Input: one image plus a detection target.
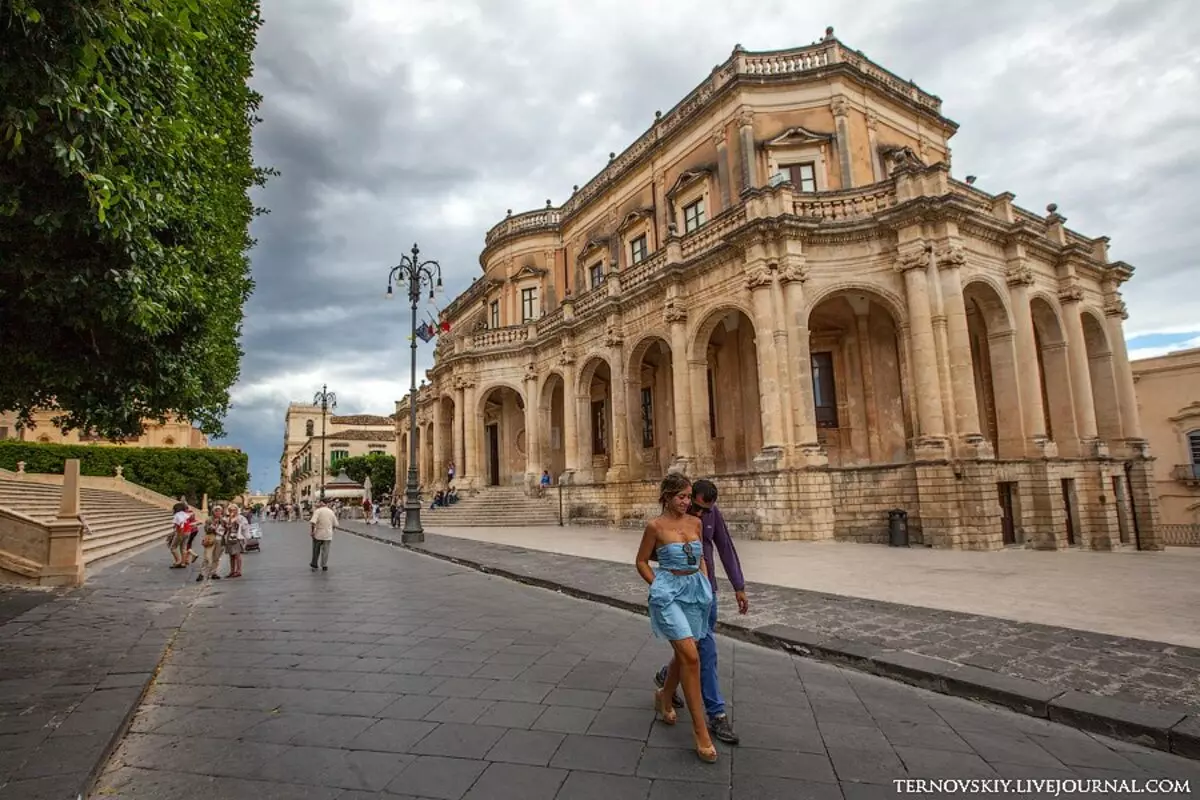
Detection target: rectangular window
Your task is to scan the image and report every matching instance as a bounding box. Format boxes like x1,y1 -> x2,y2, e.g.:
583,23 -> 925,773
812,352 -> 838,428
521,287 -> 537,322
489,300 -> 500,329
589,262 -> 605,289
629,234 -> 648,265
330,449 -> 349,467
785,162 -> 817,192
706,367 -> 717,439
683,199 -> 706,233
0,426 -> 7,440
591,400 -> 607,456
641,387 -> 654,448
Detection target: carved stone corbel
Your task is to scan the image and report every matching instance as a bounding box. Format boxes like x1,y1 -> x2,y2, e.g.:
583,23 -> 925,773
894,247 -> 929,273
935,244 -> 967,269
745,265 -> 773,290
1005,263 -> 1034,288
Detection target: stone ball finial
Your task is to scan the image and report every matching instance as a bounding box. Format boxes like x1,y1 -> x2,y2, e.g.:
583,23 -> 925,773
825,26 -> 834,38
115,465 -> 124,478
572,185 -> 578,193
609,152 -> 615,160
1047,203 -> 1058,214
655,110 -> 662,120
965,175 -> 976,185
506,209 -> 512,216
733,43 -> 744,52
545,199 -> 552,208
16,460 -> 25,474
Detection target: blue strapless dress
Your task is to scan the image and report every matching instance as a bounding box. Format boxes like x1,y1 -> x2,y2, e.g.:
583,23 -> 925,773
648,540 -> 714,641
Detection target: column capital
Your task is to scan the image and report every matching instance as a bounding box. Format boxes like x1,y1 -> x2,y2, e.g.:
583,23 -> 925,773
865,109 -> 879,131
1058,284 -> 1084,305
831,95 -> 851,118
524,362 -> 538,383
894,246 -> 930,273
604,323 -> 624,348
745,264 -> 773,291
934,243 -> 967,270
557,347 -> 576,367
736,106 -> 754,128
711,126 -> 726,148
664,299 -> 687,325
779,259 -> 808,284
1103,295 -> 1128,320
1005,262 -> 1034,287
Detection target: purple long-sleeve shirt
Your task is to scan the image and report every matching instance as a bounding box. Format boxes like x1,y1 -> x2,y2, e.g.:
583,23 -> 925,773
702,504 -> 745,594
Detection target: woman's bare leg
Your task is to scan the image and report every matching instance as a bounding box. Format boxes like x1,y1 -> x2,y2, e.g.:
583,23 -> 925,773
668,638 -> 715,758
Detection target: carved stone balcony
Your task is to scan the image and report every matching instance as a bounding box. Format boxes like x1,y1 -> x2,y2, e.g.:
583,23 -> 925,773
1172,464 -> 1200,486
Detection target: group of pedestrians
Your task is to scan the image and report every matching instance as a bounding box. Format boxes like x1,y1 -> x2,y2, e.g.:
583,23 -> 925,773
637,473 -> 748,765
168,500 -> 252,581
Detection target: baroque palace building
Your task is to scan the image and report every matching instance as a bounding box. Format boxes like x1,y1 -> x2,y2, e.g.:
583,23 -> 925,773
396,29 -> 1161,550
278,405 -> 396,506
0,410 -> 209,449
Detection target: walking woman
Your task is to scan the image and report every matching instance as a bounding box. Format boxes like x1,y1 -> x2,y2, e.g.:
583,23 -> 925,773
224,503 -> 248,578
635,473 -> 717,763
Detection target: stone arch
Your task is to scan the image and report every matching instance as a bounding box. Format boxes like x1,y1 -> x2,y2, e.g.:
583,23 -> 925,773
437,394 -> 456,489
163,436 -> 175,446
688,300 -> 757,359
1030,294 -> 1075,450
538,371 -> 567,480
1082,309 -> 1121,443
576,354 -> 616,482
626,334 -> 676,480
476,383 -> 526,486
807,287 -> 910,465
963,279 -> 1022,458
692,306 -> 764,474
805,280 -> 909,329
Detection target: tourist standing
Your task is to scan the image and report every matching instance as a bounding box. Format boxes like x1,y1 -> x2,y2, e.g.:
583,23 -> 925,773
654,478 -> 748,745
447,461 -> 455,486
224,503 -> 248,578
197,505 -> 225,582
310,498 -> 336,571
635,473 -> 717,764
169,502 -> 189,568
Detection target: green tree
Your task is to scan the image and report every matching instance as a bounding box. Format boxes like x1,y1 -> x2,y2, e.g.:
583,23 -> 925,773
0,0 -> 270,439
338,453 -> 395,501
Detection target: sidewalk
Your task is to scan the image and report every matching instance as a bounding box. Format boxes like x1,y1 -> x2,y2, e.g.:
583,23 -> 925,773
0,545 -> 195,799
340,521 -> 1200,760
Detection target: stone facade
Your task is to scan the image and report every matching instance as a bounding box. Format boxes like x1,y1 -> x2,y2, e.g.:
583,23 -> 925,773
397,31 -> 1161,551
278,406 -> 395,505
0,410 -> 208,449
1132,347 -> 1200,545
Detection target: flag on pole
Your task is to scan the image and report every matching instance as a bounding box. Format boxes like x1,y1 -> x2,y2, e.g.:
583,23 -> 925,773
414,322 -> 436,343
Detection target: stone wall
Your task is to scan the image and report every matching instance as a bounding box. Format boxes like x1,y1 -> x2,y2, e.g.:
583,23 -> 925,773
829,464 -> 922,544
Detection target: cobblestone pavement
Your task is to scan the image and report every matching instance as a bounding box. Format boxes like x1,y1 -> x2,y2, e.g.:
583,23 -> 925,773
341,523 -> 1200,719
0,545 -> 192,799
87,523 -> 1200,799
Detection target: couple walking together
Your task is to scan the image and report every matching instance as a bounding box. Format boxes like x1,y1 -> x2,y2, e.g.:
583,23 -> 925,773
636,473 -> 749,764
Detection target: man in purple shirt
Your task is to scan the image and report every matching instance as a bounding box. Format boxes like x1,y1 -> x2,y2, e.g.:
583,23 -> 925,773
655,478 -> 749,745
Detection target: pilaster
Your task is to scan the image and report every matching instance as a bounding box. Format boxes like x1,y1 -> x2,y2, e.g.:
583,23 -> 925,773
712,126 -> 730,213
666,293 -> 695,475
1058,282 -> 1103,454
936,242 -> 990,458
1005,250 -> 1057,458
831,96 -> 855,188
737,107 -> 757,194
605,324 -> 630,482
895,242 -> 948,458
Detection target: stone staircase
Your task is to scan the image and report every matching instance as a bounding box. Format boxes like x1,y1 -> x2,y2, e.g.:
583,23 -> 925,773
424,485 -> 560,527
0,476 -> 174,565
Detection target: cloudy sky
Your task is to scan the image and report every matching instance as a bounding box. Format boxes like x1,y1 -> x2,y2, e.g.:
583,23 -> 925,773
218,0 -> 1200,491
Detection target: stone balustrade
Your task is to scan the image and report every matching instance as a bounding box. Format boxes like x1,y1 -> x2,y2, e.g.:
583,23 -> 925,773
681,206 -> 748,258
484,208 -> 563,246
793,182 -> 898,221
622,251 -> 667,294
470,325 -> 529,350
572,285 -> 608,317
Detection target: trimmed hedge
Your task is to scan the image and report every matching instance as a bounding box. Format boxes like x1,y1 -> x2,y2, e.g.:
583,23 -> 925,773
0,441 -> 248,504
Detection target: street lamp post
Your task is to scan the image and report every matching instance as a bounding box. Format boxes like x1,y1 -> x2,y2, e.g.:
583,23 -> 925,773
313,384 -> 337,502
387,243 -> 443,545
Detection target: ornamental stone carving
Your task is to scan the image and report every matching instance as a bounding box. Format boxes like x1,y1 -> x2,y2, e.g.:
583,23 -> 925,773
894,247 -> 930,273
865,110 -> 879,131
711,126 -> 726,148
1058,284 -> 1084,305
1103,296 -> 1129,319
524,362 -> 538,382
557,347 -> 575,367
736,107 -> 754,128
779,259 -> 808,284
1005,263 -> 1034,287
831,96 -> 850,118
745,265 -> 773,290
664,300 -> 687,325
935,244 -> 967,269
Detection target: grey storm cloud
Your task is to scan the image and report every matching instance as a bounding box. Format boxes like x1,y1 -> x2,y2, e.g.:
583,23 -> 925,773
217,0 -> 1200,491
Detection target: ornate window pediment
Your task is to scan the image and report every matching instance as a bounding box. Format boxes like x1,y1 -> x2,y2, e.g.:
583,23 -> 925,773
617,208 -> 654,233
879,144 -> 924,172
764,127 -> 834,148
512,263 -> 547,281
665,167 -> 714,201
577,236 -> 611,264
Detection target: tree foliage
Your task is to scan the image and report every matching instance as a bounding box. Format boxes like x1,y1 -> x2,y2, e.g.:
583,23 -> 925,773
0,440 -> 249,502
338,453 -> 396,502
0,0 -> 270,439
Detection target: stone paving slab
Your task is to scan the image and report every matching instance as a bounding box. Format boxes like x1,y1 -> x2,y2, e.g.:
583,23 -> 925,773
0,545 -> 199,799
338,521 -> 1200,760
93,523 -> 1200,798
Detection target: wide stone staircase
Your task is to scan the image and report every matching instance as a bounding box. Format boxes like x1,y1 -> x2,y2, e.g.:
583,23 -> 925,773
424,485 -> 560,527
0,476 -> 174,565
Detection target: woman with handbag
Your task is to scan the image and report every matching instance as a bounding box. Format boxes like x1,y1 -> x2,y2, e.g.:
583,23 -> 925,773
197,505 -> 226,582
224,503 -> 248,578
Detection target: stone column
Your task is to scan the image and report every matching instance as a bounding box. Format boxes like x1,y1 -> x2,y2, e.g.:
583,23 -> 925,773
1104,295 -> 1143,441
462,380 -> 478,488
1005,261 -> 1052,456
667,303 -> 694,473
780,262 -> 824,464
747,266 -> 785,469
896,246 -> 947,454
831,96 -> 855,188
865,110 -> 883,182
606,333 -> 630,482
712,127 -> 730,212
1059,286 -> 1100,448
851,301 -> 882,461
937,244 -> 987,456
736,107 -> 757,194
524,371 -> 540,487
561,356 -> 580,480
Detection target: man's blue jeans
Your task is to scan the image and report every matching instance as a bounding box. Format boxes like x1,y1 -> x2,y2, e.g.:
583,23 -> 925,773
698,599 -> 724,719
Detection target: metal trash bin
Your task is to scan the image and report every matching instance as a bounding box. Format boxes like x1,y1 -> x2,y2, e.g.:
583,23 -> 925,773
888,509 -> 909,547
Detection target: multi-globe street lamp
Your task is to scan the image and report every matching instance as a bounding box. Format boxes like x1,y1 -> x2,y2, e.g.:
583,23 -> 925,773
313,384 -> 337,502
386,243 -> 443,544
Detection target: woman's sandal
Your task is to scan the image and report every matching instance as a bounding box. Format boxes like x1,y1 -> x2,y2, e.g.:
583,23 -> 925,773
654,689 -> 677,725
695,744 -> 718,763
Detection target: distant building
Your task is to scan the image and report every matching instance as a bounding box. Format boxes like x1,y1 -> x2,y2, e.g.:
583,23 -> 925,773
277,404 -> 395,506
0,410 -> 208,449
1132,347 -> 1200,545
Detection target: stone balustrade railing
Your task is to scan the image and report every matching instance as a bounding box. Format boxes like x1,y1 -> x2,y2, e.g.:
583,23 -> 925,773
793,182 -> 898,221
470,325 -> 529,350
483,38 -> 941,249
572,285 -> 608,317
622,251 -> 668,293
681,206 -> 747,258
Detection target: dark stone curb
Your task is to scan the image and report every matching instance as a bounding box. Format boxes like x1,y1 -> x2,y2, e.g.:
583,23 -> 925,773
340,524 -> 1200,762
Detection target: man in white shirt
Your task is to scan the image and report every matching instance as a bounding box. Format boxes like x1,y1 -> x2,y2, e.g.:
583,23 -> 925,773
310,498 -> 337,572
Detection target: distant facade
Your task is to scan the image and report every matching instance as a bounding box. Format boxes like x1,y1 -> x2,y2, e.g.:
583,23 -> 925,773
1132,348 -> 1200,545
278,405 -> 395,506
397,30 -> 1159,550
0,410 -> 208,449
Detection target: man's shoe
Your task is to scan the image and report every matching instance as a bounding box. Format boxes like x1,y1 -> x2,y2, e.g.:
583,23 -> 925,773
708,714 -> 739,745
653,666 -> 683,709
310,563 -> 317,570
322,566 -> 328,571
